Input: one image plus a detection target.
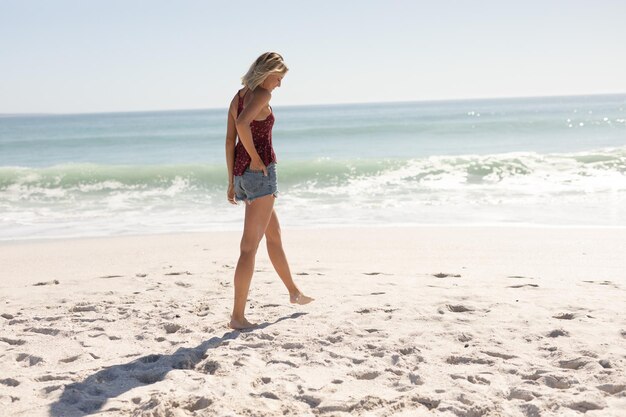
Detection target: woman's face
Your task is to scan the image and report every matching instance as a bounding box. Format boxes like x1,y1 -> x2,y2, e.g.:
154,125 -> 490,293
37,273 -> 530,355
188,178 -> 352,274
262,73 -> 285,91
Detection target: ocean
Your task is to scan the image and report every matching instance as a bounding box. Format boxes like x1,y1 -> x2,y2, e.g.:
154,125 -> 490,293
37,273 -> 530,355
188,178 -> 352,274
1,93 -> 625,241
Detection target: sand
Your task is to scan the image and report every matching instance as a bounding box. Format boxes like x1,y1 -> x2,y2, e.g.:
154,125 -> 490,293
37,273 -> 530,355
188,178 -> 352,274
1,226 -> 625,416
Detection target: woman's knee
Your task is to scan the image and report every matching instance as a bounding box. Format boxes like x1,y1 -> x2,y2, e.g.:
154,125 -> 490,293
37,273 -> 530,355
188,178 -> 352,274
240,235 -> 262,255
265,225 -> 281,246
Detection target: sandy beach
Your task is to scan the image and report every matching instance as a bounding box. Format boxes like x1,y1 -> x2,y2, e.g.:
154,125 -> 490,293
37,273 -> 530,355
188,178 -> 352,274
1,226 -> 625,416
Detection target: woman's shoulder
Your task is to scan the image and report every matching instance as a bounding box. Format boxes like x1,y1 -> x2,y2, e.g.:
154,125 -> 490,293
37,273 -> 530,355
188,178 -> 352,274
234,87 -> 271,111
249,88 -> 272,108
229,90 -> 243,118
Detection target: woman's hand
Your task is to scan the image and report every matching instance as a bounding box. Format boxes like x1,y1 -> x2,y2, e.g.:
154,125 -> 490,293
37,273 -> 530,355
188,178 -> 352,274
227,183 -> 238,205
249,158 -> 268,176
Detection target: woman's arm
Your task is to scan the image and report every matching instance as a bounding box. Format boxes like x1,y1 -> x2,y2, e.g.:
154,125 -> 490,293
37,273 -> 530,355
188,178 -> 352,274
225,98 -> 238,185
235,88 -> 271,167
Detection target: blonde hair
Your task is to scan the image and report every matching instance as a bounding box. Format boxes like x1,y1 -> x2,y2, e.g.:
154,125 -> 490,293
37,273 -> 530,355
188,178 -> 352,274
241,52 -> 288,91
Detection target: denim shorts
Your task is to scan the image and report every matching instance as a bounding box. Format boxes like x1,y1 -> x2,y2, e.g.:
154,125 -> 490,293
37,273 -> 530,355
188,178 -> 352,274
234,162 -> 279,203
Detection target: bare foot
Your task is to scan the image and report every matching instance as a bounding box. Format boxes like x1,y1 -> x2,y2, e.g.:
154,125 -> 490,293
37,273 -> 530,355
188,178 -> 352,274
228,315 -> 257,330
290,292 -> 314,305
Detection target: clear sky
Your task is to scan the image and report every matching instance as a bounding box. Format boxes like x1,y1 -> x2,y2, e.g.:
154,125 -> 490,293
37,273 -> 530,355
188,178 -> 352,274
1,0 -> 625,114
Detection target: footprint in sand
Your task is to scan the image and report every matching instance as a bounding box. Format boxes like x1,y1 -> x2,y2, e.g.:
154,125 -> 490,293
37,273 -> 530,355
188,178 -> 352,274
350,371 -> 380,380
397,347 -> 418,357
165,271 -> 192,276
546,329 -> 569,338
71,303 -> 99,313
1,336 -> 26,346
518,403 -> 541,417
33,279 -> 60,286
163,323 -> 182,334
557,357 -> 590,370
242,332 -> 275,342
196,360 -> 220,375
59,355 -> 82,363
507,387 -> 538,401
134,394 -> 212,413
457,333 -> 473,342
565,400 -> 605,413
25,327 -> 61,336
582,280 -> 619,288
471,375 -> 491,385
0,378 -> 20,387
433,272 -> 461,278
507,284 -> 539,288
183,397 -> 213,412
16,353 -> 44,366
35,374 -> 71,382
446,304 -> 474,313
40,383 -> 61,393
267,359 -> 298,368
35,315 -> 63,323
446,355 -> 494,365
539,374 -> 579,389
597,384 -> 626,395
282,342 -> 305,350
519,369 -> 548,381
363,272 -> 393,276
133,369 -> 169,384
481,351 -> 517,360
296,395 -> 321,408
553,312 -> 575,320
233,342 -> 267,350
414,396 -> 440,410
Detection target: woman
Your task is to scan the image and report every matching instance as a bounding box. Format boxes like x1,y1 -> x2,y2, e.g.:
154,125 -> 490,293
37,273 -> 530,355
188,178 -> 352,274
225,52 -> 314,330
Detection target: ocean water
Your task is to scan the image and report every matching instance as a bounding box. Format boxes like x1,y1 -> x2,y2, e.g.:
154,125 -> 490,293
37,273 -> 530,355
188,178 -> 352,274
1,93 -> 625,241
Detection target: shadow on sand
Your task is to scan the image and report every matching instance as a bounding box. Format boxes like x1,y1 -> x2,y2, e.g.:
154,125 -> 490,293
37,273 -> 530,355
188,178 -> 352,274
49,312 -> 307,416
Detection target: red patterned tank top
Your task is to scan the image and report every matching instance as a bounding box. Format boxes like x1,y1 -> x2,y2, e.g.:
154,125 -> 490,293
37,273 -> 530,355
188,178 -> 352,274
232,89 -> 277,176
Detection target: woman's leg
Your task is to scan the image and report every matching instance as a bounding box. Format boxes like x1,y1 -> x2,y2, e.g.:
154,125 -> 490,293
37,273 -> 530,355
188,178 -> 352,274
230,194 -> 275,328
265,209 -> 299,295
265,209 -> 314,305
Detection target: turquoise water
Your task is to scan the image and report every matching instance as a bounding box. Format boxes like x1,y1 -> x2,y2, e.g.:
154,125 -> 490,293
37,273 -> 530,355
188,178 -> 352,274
1,94 -> 625,240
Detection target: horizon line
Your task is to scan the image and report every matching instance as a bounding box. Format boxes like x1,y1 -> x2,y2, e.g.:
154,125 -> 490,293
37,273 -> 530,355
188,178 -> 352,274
2,91 -> 625,118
